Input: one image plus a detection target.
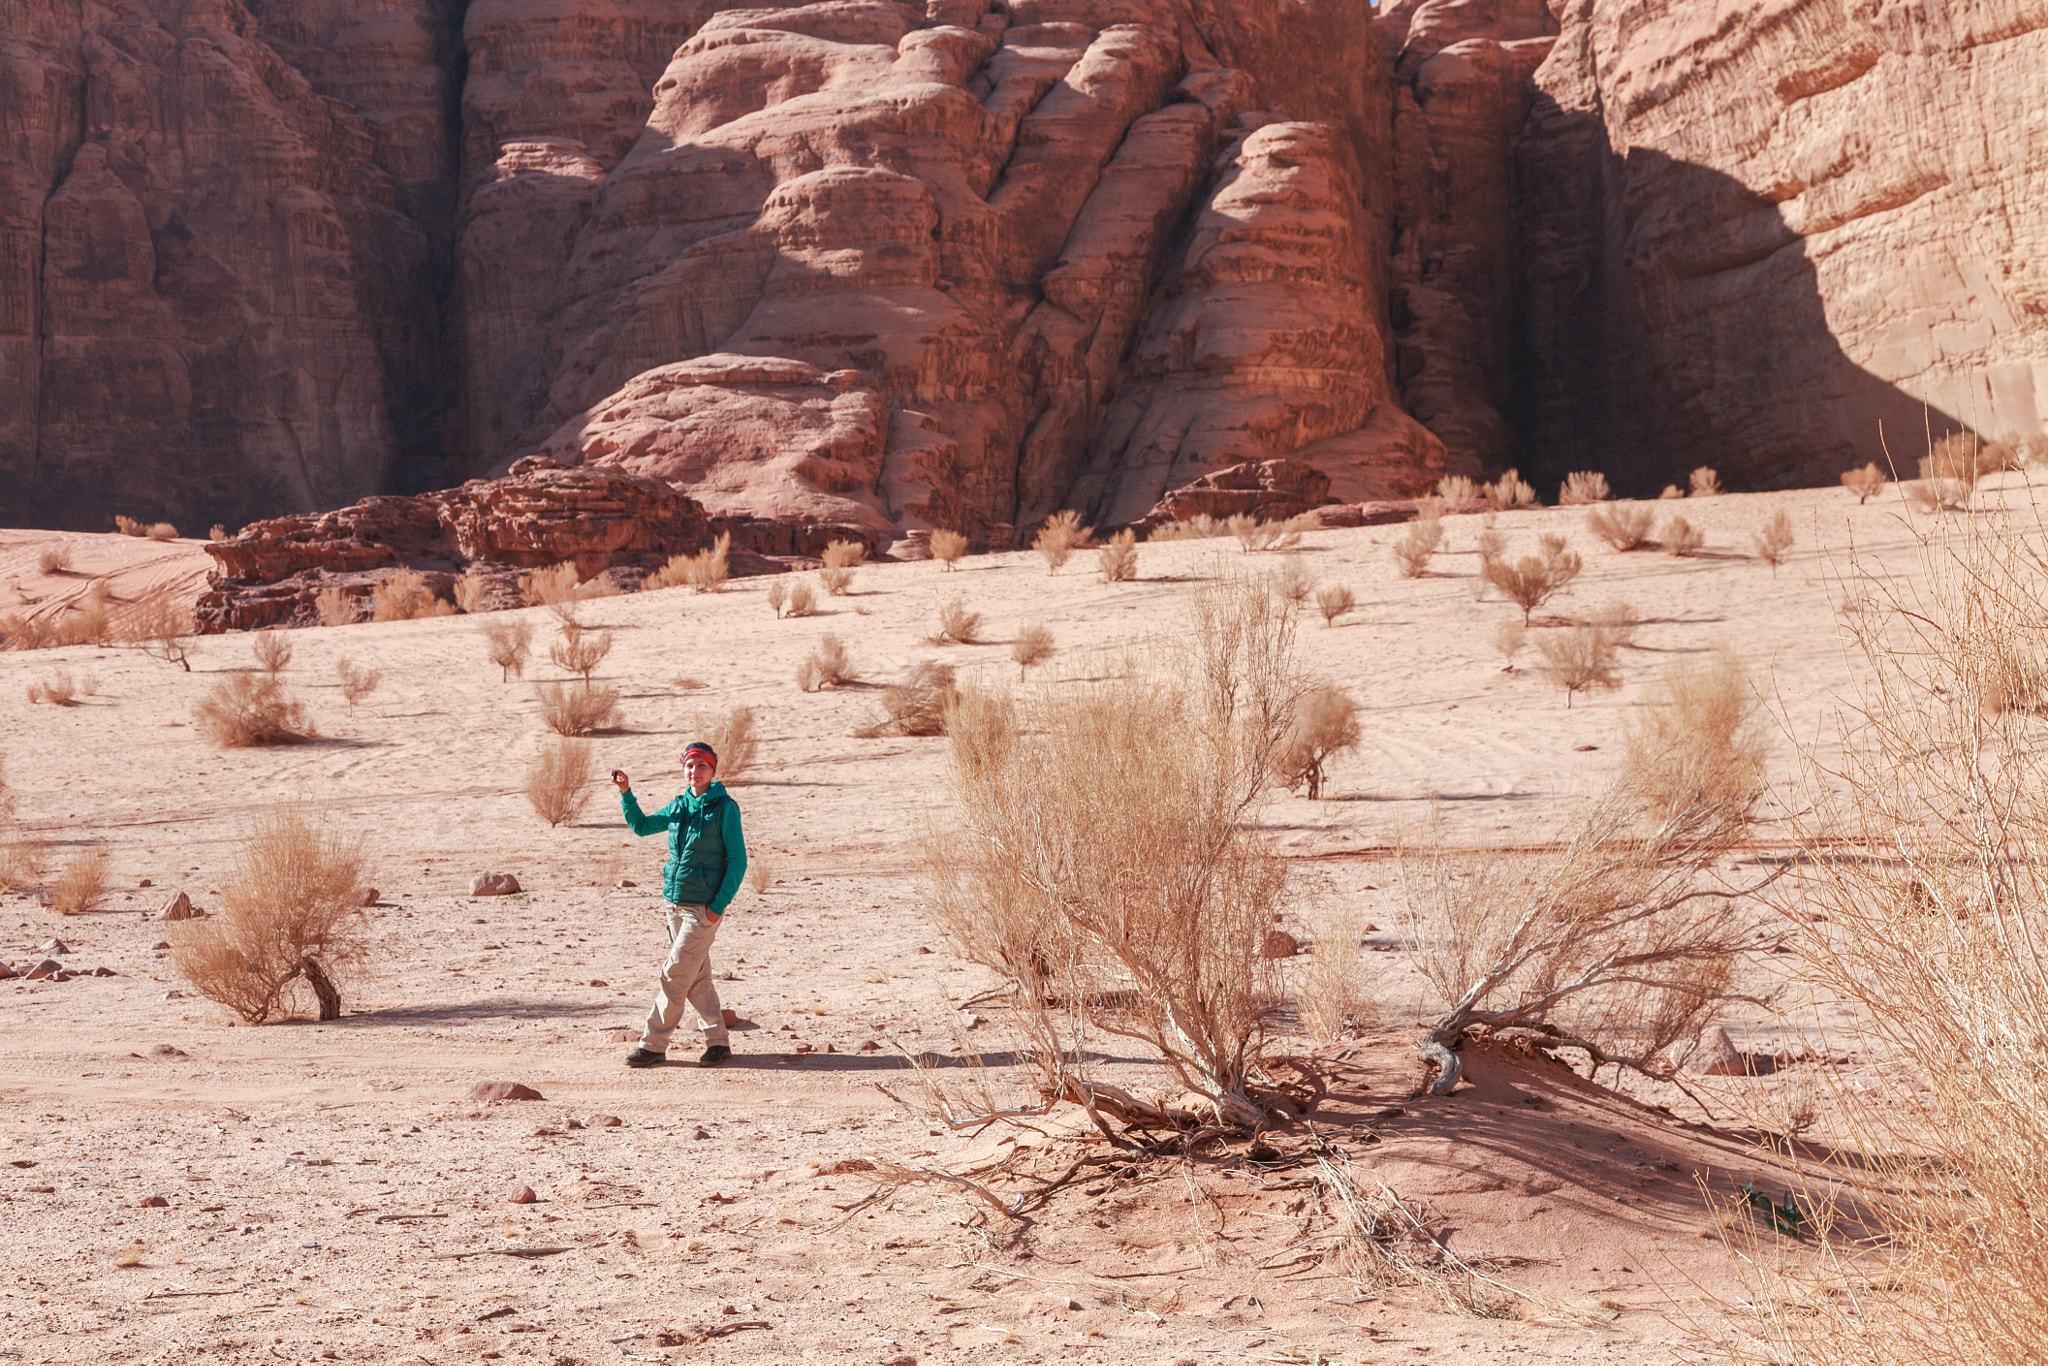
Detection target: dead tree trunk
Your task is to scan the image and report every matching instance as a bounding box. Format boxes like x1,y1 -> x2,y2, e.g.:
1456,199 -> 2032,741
300,956 -> 341,1021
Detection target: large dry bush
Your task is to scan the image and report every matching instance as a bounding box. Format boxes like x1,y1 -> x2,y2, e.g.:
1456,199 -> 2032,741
1726,505 -> 2048,1366
145,521 -> 178,541
1034,510 -> 1091,574
1840,461 -> 1887,503
923,578 -> 1312,1133
1399,648 -> 1767,1093
1534,622 -> 1622,707
1392,515 -> 1443,578
371,569 -> 454,622
535,681 -> 621,736
1230,512 -> 1312,553
171,809 -> 371,1023
314,586 -> 361,627
1660,514 -> 1704,556
37,545 -> 71,576
1920,431 -> 2005,488
51,844 -> 112,915
520,562 -> 580,611
930,528 -> 969,570
195,673 -> 313,747
797,634 -> 856,692
525,737 -> 596,827
1481,533 -> 1582,624
648,532 -> 730,593
1485,469 -> 1539,511
691,705 -> 758,781
862,661 -> 958,737
1436,474 -> 1481,507
1689,466 -> 1722,498
1752,508 -> 1794,571
118,587 -> 195,669
549,622 -> 613,681
480,618 -> 533,680
931,596 -> 982,645
1585,501 -> 1654,551
1011,623 -> 1054,677
1097,527 -> 1138,583
819,539 -> 866,596
1278,682 -> 1360,798
1301,901 -> 1375,1043
1558,471 -> 1611,505
114,514 -> 145,536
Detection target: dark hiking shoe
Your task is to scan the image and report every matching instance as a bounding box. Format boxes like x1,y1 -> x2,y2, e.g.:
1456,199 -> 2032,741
624,1048 -> 666,1068
699,1044 -> 732,1067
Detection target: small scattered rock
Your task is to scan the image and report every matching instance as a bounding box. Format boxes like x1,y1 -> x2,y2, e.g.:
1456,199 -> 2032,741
563,1118 -> 584,1131
24,960 -> 62,981
92,966 -> 115,977
615,878 -> 637,888
149,1044 -> 188,1058
794,1043 -> 813,1054
161,989 -> 185,1000
150,941 -> 170,950
0,962 -> 14,981
508,1186 -> 537,1204
606,1028 -> 637,1043
588,979 -> 607,987
1260,930 -> 1299,959
40,939 -> 69,956
691,1127 -> 711,1140
590,1115 -> 622,1128
354,887 -> 380,907
470,872 -> 521,897
858,1040 -> 881,1052
532,1127 -> 561,1138
138,878 -> 152,888
915,946 -> 932,954
823,1042 -> 836,1054
155,893 -> 197,921
467,1081 -> 545,1103
1695,1025 -> 1750,1077
719,1008 -> 738,1028
137,1195 -> 169,1208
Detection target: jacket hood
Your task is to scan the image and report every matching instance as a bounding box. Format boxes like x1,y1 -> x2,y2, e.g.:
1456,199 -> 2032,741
683,782 -> 728,808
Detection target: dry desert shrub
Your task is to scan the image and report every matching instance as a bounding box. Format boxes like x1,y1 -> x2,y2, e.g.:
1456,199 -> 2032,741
577,569 -> 623,599
209,524 -> 228,542
371,569 -> 454,622
1492,620 -> 1526,669
649,532 -> 730,593
1148,513 -> 1227,542
1659,484 -> 1683,499
171,808 -> 371,1023
1301,901 -> 1375,1043
922,576 -> 1308,1132
145,522 -> 178,541
691,705 -> 758,782
1315,583 -> 1355,627
480,617 -> 533,680
1400,647 -> 1767,1093
1011,622 -> 1054,677
1752,508 -> 1794,572
1585,501 -> 1654,551
520,561 -> 578,608
930,596 -> 982,645
1558,470 -> 1611,505
1034,510 -> 1092,574
314,586 -> 360,627
766,578 -> 786,616
549,623 -> 613,681
747,858 -> 773,895
53,600 -> 110,648
1730,504 -> 2048,1366
114,515 -> 144,537
335,657 -> 381,711
1230,512 -> 1313,553
797,634 -> 856,692
819,538 -> 866,595
783,580 -> 816,618
118,588 -> 195,669
27,672 -> 78,706
251,632 -> 292,675
0,612 -> 50,652
1481,533 -> 1582,625
0,832 -> 43,894
1689,466 -> 1722,498
1097,527 -> 1138,583
453,570 -> 490,614
862,660 -> 958,737
1920,431 -> 2005,487
1535,623 -> 1621,707
1277,682 -> 1360,799
1902,477 -> 1970,514
929,528 -> 969,570
51,843 -> 112,915
1392,515 -> 1444,578
525,737 -> 596,827
535,681 -> 621,736
1485,469 -> 1539,511
195,673 -> 313,747
1660,515 -> 1704,556
1436,474 -> 1480,506
37,545 -> 71,576
1840,461 -> 1887,503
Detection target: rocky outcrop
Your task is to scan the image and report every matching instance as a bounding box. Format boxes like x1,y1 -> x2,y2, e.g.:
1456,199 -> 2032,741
1138,458 -> 1332,528
195,462 -> 885,630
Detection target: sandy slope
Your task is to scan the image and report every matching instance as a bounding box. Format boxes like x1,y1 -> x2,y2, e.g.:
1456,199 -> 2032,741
0,476 -> 2014,1364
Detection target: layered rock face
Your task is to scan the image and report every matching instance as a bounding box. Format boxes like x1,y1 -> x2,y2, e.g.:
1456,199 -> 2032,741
1512,0 -> 2048,491
7,0 -> 2047,536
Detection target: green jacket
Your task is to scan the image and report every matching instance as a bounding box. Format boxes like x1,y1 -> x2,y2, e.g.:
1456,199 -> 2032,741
621,782 -> 747,915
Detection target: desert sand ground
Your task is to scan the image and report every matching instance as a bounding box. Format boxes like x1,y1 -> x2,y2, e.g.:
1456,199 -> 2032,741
0,476 -> 2007,1365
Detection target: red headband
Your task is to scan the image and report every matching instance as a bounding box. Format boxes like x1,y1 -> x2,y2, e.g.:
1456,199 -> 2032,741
682,745 -> 717,769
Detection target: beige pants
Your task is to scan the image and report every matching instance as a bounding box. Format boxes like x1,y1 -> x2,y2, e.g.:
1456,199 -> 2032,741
640,904 -> 728,1053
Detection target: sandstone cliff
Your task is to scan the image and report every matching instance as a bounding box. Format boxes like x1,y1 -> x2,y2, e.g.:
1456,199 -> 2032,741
4,0 -> 2045,534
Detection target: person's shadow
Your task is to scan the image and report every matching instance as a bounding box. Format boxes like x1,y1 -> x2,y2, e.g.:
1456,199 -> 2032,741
1510,102 -> 1972,495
